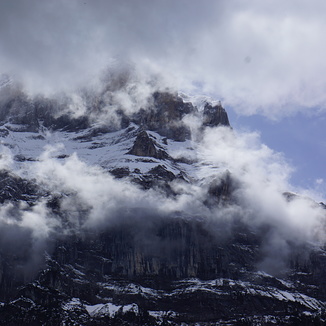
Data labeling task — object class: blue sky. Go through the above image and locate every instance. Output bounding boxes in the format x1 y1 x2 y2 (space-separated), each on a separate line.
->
228 107 326 200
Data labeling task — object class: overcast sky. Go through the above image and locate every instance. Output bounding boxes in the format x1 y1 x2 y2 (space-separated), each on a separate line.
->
0 0 325 198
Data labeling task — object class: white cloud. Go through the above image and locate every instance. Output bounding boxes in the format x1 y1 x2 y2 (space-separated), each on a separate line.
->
0 146 14 170
26 126 325 253
1 1 326 117
197 126 325 244
20 201 61 239
316 178 324 185
0 123 324 276
33 149 168 228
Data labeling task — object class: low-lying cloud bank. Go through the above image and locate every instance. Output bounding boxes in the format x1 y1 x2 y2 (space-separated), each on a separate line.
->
0 119 325 277
1 0 326 117
200 126 325 248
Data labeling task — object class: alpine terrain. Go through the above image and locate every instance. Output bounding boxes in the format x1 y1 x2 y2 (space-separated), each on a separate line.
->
0 75 325 325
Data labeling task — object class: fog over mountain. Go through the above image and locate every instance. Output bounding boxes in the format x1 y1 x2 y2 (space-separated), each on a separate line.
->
0 1 326 325
1 0 325 194
0 67 325 324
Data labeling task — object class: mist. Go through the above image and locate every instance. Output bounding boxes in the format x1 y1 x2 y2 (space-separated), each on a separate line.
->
0 0 325 279
198 125 325 272
0 119 324 277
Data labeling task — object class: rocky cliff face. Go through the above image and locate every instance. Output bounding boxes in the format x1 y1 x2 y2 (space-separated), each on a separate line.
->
127 130 169 159
203 101 230 127
1 216 325 325
0 89 325 325
131 92 194 141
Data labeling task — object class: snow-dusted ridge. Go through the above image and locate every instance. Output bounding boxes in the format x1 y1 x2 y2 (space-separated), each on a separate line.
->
178 92 222 111
0 122 199 181
0 90 325 325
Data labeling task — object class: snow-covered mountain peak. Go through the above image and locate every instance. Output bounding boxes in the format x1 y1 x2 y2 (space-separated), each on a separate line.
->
0 88 325 325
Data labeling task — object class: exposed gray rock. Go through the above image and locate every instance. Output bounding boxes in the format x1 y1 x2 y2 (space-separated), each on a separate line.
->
110 167 130 178
0 128 9 137
0 170 42 204
206 170 235 206
131 92 194 141
203 102 230 127
1 216 325 325
128 130 168 159
148 165 175 182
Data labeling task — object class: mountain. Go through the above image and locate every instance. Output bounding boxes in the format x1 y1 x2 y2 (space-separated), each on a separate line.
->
0 85 325 325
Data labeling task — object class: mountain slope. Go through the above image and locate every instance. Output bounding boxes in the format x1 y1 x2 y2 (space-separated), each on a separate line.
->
0 89 325 325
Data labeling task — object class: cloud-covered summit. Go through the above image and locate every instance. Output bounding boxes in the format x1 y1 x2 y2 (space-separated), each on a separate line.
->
2 0 326 117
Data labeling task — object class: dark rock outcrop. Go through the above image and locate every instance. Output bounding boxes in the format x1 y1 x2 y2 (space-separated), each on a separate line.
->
206 171 235 206
0 170 42 204
148 165 175 182
1 216 325 325
203 102 230 127
128 130 168 159
131 92 194 141
0 86 231 140
110 167 130 178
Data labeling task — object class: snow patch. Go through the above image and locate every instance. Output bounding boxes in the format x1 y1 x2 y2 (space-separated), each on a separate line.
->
85 302 138 317
62 297 83 311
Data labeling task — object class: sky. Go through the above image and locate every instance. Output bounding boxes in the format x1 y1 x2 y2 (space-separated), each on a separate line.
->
0 0 325 199
228 108 326 200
